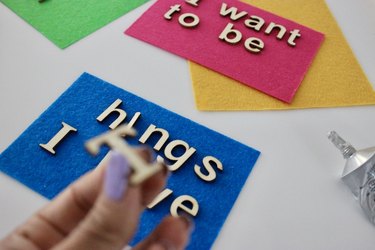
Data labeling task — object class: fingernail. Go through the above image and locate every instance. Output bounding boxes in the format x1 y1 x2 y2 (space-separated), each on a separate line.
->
105 151 130 201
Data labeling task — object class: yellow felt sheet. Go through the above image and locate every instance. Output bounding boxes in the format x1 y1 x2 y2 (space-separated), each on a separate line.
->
190 0 375 110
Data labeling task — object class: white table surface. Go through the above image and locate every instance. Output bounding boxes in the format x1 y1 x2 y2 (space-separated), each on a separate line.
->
1 0 375 249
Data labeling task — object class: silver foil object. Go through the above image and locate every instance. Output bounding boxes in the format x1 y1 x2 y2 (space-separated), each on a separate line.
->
328 131 375 225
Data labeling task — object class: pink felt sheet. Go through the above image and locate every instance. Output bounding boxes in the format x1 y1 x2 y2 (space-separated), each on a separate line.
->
126 0 324 102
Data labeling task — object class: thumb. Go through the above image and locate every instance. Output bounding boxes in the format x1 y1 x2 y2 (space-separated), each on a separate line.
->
54 152 143 250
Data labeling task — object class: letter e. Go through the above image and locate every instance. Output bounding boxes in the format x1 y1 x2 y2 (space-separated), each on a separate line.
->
170 195 199 217
244 37 264 53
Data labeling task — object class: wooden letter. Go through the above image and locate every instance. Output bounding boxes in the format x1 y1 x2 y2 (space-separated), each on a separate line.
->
139 124 170 151
220 3 247 21
85 125 162 185
194 156 223 182
162 140 196 171
97 99 126 129
288 29 301 47
147 188 173 209
127 112 141 129
97 99 140 130
244 37 264 53
178 13 200 28
164 4 181 20
185 0 200 6
39 122 77 155
265 22 287 40
219 23 242 44
244 15 265 31
170 195 199 217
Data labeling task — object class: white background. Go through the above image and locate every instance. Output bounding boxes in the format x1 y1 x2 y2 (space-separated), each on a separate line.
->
1 0 375 249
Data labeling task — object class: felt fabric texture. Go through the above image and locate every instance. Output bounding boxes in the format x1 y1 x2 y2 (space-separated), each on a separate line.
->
125 0 324 103
0 0 149 48
190 0 375 111
0 73 260 250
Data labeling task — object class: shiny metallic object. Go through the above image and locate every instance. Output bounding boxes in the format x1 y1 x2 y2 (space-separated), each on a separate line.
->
328 131 375 225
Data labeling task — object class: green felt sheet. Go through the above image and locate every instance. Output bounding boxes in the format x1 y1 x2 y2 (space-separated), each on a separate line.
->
0 0 149 48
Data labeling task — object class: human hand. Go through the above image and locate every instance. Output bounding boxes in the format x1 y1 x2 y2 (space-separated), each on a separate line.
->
0 148 192 250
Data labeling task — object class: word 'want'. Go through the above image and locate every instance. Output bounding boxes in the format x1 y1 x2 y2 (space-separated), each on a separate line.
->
164 1 302 53
39 98 225 218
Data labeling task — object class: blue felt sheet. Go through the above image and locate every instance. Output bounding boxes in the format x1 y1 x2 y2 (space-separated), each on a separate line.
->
0 73 260 249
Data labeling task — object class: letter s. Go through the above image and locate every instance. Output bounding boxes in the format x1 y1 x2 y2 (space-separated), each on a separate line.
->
194 156 223 182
